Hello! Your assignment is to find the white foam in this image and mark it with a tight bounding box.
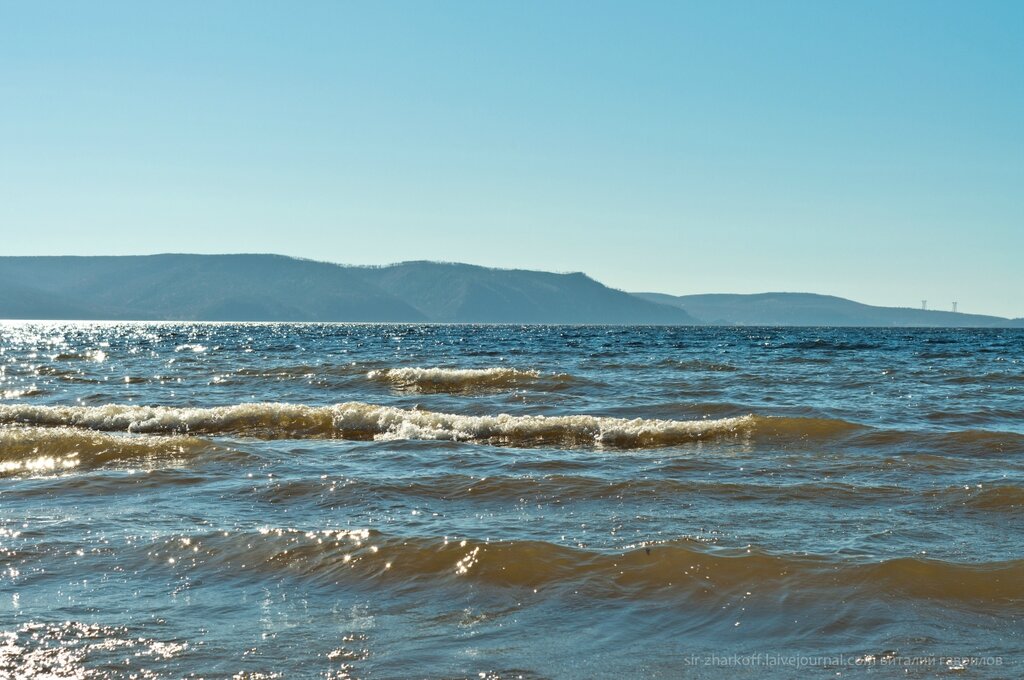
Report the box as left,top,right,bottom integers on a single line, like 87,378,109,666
0,402,754,449
339,402,754,447
367,366,542,391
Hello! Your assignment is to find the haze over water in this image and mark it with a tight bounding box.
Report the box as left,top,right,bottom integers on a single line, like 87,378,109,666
1,322,1022,678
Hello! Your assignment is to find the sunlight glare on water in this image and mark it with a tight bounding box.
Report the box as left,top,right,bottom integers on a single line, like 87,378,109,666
0,323,1022,678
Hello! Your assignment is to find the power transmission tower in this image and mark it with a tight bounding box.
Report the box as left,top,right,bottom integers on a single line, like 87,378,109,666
952,301,958,313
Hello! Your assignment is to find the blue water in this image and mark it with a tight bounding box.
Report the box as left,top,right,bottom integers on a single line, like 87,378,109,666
1,323,1022,678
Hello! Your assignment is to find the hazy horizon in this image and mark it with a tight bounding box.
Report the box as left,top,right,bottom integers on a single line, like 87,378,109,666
2,2,1021,316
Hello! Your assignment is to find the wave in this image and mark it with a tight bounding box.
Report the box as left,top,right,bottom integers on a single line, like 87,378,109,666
940,485,1024,512
850,427,1024,456
0,402,754,449
944,372,1024,386
654,359,739,372
230,473,1024,519
258,475,913,509
752,415,866,439
776,340,885,351
50,350,107,362
925,408,1024,425
234,363,369,379
367,366,576,392
30,365,101,383
0,426,216,476
0,387,48,399
226,364,581,393
131,529,1024,604
3,402,1019,455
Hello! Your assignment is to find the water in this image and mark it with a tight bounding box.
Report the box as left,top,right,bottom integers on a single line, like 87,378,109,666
1,323,1022,678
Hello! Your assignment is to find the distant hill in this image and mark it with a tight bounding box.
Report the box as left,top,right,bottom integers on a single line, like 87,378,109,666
0,255,425,322
635,291,1022,328
355,261,696,324
0,254,694,324
0,274,110,320
1,255,1018,326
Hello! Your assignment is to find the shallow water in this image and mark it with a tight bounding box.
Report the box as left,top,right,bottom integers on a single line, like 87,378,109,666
0,323,1022,678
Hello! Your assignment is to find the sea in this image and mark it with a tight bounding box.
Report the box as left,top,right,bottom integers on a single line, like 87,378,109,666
0,323,1021,678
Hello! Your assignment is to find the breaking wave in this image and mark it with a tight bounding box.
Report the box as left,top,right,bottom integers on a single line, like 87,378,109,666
366,366,575,392
0,402,754,449
4,403,1018,456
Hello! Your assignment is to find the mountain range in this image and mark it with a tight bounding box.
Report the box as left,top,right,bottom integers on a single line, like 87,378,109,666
0,254,1020,327
0,255,693,324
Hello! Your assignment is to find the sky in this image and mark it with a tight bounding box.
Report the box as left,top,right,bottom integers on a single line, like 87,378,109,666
1,1,1022,317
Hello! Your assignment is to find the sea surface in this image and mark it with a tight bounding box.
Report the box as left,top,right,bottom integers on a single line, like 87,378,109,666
0,323,1022,678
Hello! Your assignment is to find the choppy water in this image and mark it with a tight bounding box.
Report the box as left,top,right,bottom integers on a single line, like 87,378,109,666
1,323,1022,678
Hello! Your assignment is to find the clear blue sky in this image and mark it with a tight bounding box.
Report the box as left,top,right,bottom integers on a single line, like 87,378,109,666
2,1,1022,316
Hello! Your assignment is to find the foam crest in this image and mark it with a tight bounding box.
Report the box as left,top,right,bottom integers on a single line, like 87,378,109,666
0,402,754,449
345,403,754,447
367,366,551,392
